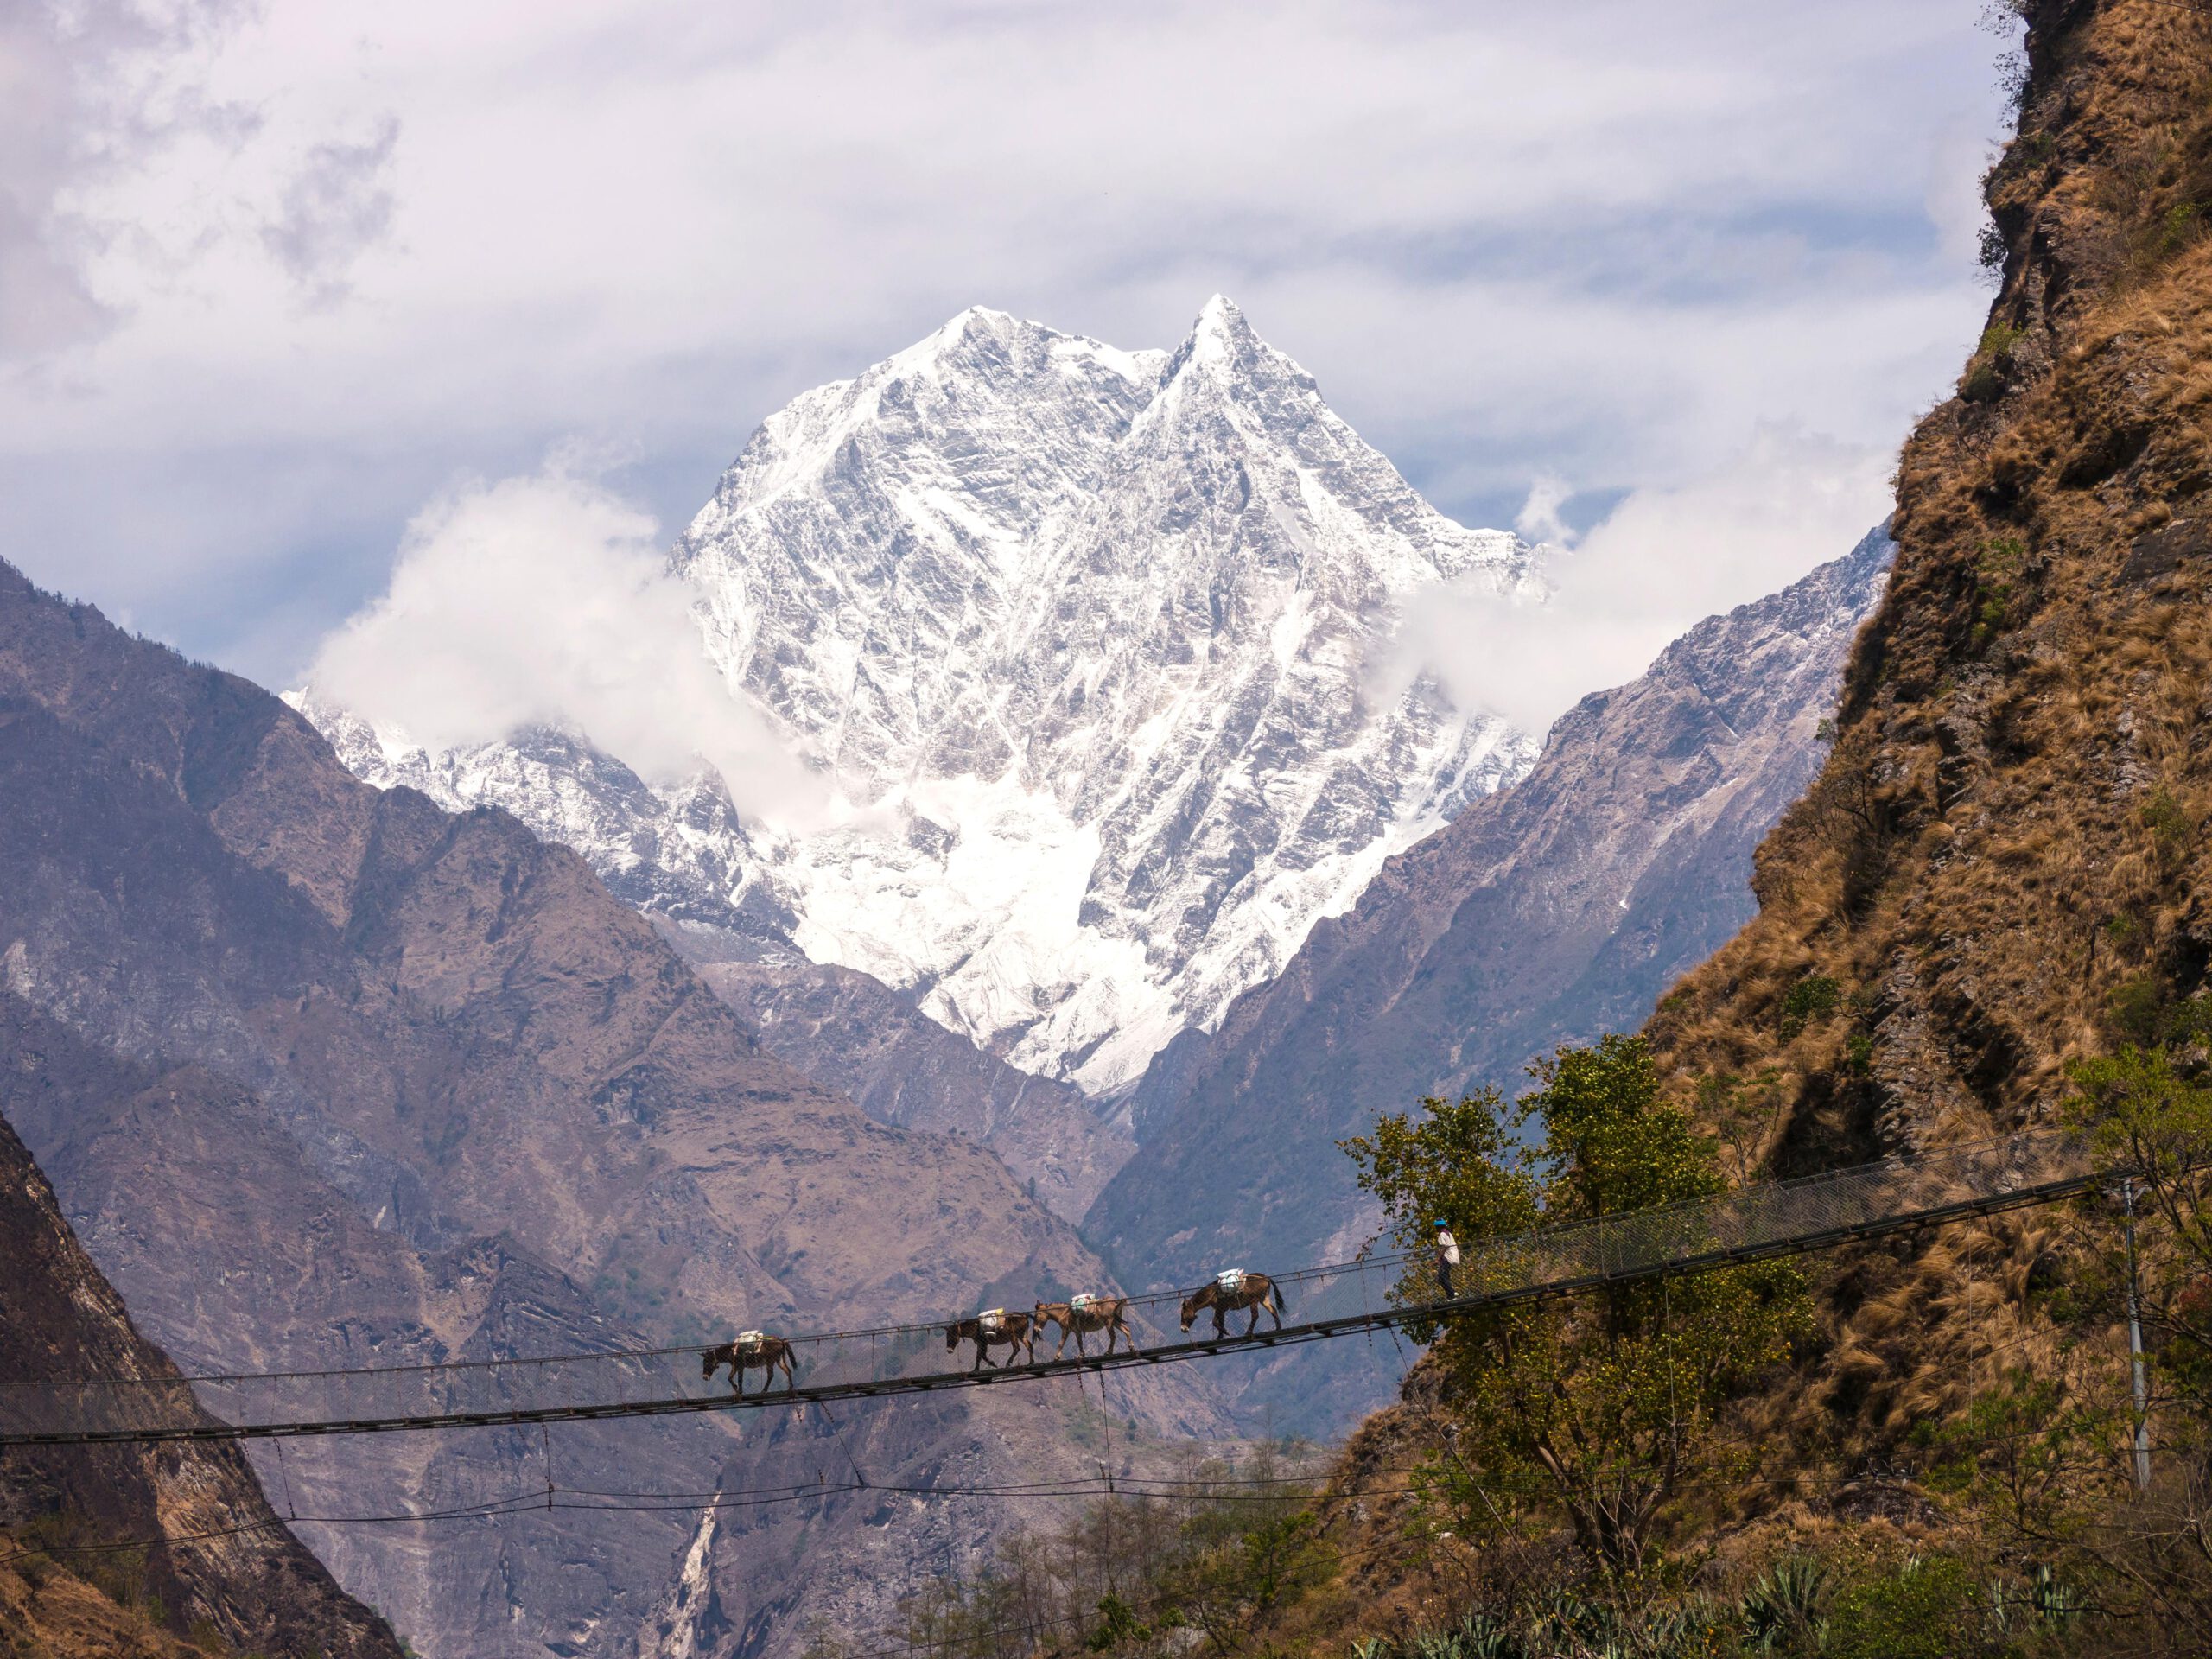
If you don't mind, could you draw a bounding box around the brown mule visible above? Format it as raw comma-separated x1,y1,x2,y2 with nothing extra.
1033,1296,1135,1359
702,1334,797,1395
944,1309,1038,1371
1179,1271,1287,1338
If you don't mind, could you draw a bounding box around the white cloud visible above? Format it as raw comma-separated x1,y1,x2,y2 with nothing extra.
1396,423,1895,734
304,460,821,823
1514,473,1578,549
0,0,264,364
0,1,2018,691
0,3,102,361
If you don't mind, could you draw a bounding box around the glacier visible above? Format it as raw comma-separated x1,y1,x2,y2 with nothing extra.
303,296,1541,1096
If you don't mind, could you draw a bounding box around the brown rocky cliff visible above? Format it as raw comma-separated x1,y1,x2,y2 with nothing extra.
0,1112,404,1659
1636,0,2212,1457
1662,0,2212,1120
1246,3,2212,1639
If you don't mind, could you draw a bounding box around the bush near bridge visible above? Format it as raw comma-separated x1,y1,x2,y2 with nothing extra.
1300,1031,2212,1657
1341,1035,1813,1584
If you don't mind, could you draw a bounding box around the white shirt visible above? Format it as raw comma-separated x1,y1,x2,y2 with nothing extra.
1436,1230,1460,1265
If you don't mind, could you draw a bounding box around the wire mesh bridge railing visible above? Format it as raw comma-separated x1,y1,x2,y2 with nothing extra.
1,1128,2104,1447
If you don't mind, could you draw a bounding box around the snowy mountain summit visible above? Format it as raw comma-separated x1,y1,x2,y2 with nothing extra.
307,297,1540,1095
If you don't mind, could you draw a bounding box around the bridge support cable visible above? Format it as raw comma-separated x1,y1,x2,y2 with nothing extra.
1,1130,2107,1450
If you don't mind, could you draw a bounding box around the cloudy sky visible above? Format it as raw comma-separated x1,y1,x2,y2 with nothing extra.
3,0,2015,720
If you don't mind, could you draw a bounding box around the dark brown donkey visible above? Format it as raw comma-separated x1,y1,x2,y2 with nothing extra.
1179,1271,1287,1338
702,1333,797,1395
1033,1295,1135,1359
944,1309,1037,1371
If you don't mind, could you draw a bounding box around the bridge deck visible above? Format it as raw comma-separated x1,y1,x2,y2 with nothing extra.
0,1131,2102,1447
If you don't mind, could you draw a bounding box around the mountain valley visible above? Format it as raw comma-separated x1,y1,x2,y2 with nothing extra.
0,559,1221,1656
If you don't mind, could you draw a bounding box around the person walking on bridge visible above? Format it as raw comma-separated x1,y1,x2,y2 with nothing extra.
1433,1220,1459,1300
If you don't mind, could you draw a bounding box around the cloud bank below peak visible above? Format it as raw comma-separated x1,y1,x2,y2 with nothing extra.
302,461,819,823
1389,423,1895,736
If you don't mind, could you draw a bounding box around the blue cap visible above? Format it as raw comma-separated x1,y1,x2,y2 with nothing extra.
1433,1220,1448,1228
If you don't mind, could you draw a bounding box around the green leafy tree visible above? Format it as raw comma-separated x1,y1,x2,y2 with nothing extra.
2071,1041,2212,1416
1342,1036,1811,1580
1159,1510,1332,1656
1338,1086,1539,1327
1826,1554,1989,1659
882,1445,1332,1658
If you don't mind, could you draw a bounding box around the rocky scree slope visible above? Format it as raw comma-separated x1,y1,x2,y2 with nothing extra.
308,296,1539,1099
1625,0,2212,1465
0,1108,403,1659
0,560,1220,1659
1087,529,1894,1433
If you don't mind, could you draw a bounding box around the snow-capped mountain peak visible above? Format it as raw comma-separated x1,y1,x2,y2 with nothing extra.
307,299,1541,1096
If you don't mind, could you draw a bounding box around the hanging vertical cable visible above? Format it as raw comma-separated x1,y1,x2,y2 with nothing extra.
818,1398,868,1489
272,1436,297,1521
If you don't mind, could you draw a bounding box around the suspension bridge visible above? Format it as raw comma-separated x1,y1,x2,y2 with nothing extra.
0,1129,2107,1450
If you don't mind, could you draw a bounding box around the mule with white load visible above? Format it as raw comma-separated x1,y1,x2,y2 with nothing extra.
1032,1292,1135,1359
1178,1268,1287,1338
702,1330,798,1395
944,1306,1038,1371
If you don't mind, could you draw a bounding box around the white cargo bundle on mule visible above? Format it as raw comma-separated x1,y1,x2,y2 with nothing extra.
736,1329,767,1351
1069,1292,1098,1312
977,1307,1007,1335
1215,1268,1247,1294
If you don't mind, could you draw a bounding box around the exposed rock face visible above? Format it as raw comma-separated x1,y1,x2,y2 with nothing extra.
0,559,1220,1658
683,947,1131,1222
307,296,1538,1097
286,718,1132,1216
1085,530,1894,1431
0,1103,404,1659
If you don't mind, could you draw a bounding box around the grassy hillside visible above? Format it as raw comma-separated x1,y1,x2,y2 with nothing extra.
1643,0,2212,1461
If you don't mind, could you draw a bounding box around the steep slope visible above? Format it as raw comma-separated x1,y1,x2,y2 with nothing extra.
1630,0,2212,1448
308,296,1538,1096
0,1109,403,1659
684,949,1132,1220
273,718,1129,1217
1088,531,1893,1430
0,559,1220,1658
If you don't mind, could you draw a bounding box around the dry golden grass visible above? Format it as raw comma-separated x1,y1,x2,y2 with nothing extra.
1640,0,2212,1493
0,1553,207,1659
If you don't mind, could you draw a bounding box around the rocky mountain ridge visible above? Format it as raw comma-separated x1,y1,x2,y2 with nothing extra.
683,945,1132,1220
1085,528,1895,1431
0,557,1219,1659
307,296,1541,1099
